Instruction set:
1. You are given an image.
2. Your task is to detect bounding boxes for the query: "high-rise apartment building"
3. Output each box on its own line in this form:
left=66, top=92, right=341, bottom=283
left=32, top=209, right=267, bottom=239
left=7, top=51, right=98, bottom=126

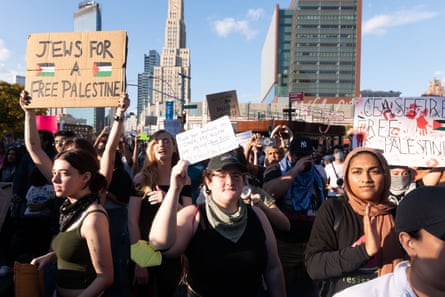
left=137, top=50, right=160, bottom=120
left=151, top=0, right=191, bottom=117
left=68, top=1, right=105, bottom=131
left=261, top=0, right=362, bottom=105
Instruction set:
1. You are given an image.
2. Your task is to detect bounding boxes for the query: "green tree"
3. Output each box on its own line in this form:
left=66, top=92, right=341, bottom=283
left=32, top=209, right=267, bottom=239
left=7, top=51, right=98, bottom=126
left=0, top=81, right=46, bottom=137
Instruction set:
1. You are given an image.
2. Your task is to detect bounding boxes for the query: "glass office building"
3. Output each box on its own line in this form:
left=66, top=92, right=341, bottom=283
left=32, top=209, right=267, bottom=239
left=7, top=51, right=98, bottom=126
left=137, top=50, right=160, bottom=119
left=261, top=0, right=362, bottom=105
left=68, top=1, right=104, bottom=131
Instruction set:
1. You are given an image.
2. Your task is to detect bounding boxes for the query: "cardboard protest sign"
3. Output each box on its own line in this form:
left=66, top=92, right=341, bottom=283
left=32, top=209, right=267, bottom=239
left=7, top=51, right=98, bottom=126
left=176, top=116, right=239, bottom=164
left=25, top=30, right=127, bottom=108
left=206, top=90, right=240, bottom=120
left=353, top=96, right=445, bottom=167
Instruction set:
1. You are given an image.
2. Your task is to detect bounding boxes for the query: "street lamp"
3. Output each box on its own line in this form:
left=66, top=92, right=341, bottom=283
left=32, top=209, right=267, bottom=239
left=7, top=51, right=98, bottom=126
left=148, top=74, right=177, bottom=103
left=178, top=72, right=191, bottom=112
left=148, top=74, right=188, bottom=119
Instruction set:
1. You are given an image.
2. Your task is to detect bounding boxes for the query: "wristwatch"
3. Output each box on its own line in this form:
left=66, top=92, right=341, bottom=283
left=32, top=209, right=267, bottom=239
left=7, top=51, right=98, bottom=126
left=114, top=113, right=123, bottom=122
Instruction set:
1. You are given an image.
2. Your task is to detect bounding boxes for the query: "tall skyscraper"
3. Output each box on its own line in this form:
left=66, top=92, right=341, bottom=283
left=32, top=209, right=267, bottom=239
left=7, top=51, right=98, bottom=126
left=69, top=1, right=105, bottom=131
left=137, top=50, right=160, bottom=120
left=261, top=0, right=362, bottom=105
left=152, top=0, right=191, bottom=117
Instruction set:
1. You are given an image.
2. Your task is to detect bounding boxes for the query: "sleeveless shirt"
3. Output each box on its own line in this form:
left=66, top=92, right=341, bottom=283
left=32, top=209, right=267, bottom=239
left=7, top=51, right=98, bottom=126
left=51, top=209, right=108, bottom=289
left=184, top=204, right=267, bottom=297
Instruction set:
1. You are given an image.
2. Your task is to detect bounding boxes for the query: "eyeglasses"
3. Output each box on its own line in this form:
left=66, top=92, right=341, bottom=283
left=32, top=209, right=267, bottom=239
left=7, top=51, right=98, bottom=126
left=212, top=172, right=244, bottom=182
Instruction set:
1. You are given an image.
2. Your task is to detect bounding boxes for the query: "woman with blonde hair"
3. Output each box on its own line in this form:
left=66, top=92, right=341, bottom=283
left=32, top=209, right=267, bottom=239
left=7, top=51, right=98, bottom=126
left=128, top=129, right=192, bottom=297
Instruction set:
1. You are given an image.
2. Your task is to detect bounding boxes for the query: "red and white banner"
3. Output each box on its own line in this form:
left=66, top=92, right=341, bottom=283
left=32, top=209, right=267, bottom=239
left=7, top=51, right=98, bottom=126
left=289, top=91, right=304, bottom=102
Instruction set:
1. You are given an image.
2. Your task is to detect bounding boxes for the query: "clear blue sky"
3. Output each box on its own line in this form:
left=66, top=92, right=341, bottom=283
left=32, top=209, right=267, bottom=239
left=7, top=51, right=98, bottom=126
left=0, top=0, right=444, bottom=114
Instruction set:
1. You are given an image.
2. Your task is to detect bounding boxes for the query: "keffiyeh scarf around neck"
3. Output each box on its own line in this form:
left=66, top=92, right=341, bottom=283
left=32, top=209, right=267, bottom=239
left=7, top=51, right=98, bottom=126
left=205, top=194, right=247, bottom=243
left=59, top=193, right=99, bottom=232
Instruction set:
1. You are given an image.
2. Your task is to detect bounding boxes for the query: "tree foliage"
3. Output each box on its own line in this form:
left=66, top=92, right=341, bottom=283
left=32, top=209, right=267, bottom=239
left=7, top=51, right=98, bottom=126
left=0, top=81, right=46, bottom=137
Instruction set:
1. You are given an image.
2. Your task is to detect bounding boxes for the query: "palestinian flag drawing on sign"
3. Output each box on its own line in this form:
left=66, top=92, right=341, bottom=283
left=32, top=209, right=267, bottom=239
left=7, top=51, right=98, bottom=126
left=433, top=120, right=445, bottom=131
left=93, top=62, right=112, bottom=77
left=37, top=63, right=55, bottom=77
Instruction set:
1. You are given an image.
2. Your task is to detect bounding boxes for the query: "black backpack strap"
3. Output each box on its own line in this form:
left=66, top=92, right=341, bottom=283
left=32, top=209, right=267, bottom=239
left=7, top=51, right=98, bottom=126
left=331, top=162, right=339, bottom=179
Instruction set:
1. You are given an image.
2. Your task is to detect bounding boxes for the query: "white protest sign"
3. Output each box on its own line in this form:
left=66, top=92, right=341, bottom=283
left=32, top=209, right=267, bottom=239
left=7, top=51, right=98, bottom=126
left=236, top=130, right=253, bottom=148
left=176, top=116, right=239, bottom=164
left=353, top=96, right=445, bottom=167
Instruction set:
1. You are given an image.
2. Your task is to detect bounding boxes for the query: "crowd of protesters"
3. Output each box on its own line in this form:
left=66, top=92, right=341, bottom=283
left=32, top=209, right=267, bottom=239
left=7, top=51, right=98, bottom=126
left=0, top=91, right=444, bottom=297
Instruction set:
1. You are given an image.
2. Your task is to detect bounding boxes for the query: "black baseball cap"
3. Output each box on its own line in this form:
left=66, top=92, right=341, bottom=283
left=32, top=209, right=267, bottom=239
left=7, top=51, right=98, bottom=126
left=395, top=186, right=445, bottom=241
left=207, top=152, right=247, bottom=172
left=289, top=135, right=313, bottom=155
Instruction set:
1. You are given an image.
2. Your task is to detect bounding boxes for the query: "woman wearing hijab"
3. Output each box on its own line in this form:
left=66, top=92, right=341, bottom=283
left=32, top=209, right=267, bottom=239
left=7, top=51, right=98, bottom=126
left=333, top=186, right=445, bottom=297
left=304, top=147, right=405, bottom=297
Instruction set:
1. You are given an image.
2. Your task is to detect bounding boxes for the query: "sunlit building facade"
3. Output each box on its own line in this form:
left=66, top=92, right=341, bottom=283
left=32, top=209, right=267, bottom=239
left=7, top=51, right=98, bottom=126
left=151, top=0, right=191, bottom=117
left=261, top=0, right=362, bottom=105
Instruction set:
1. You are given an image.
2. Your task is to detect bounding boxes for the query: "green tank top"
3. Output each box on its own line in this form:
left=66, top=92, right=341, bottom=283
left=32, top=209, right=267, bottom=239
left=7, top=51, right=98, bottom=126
left=51, top=209, right=108, bottom=289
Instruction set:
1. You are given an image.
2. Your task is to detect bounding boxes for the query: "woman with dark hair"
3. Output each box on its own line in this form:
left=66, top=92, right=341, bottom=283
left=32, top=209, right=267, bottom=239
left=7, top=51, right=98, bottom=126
left=149, top=153, right=286, bottom=297
left=19, top=90, right=130, bottom=205
left=305, top=147, right=406, bottom=297
left=128, top=129, right=192, bottom=297
left=0, top=146, right=22, bottom=182
left=31, top=149, right=113, bottom=297
left=20, top=91, right=131, bottom=296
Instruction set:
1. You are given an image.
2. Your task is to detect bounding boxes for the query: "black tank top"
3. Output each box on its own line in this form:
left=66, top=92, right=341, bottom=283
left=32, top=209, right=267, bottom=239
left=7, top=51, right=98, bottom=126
left=184, top=204, right=267, bottom=297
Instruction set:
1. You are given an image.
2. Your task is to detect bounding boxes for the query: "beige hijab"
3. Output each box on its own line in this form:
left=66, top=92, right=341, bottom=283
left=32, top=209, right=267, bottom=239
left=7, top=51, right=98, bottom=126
left=343, top=147, right=405, bottom=275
